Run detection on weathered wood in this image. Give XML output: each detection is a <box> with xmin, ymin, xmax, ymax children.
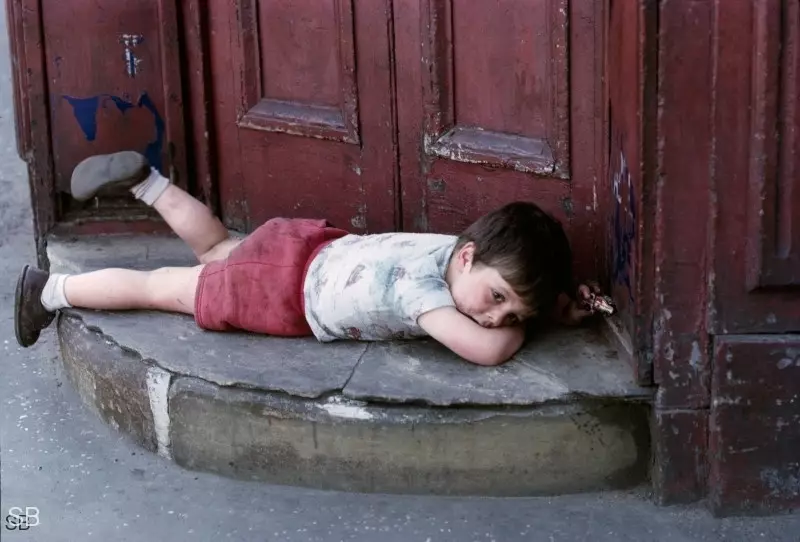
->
<box><xmin>652</xmin><ymin>409</ymin><xmax>708</xmax><ymax>505</ymax></box>
<box><xmin>19</xmin><ymin>0</ymin><xmax>57</xmax><ymax>265</ymax></box>
<box><xmin>606</xmin><ymin>0</ymin><xmax>658</xmax><ymax>384</ymax></box>
<box><xmin>394</xmin><ymin>0</ymin><xmax>604</xmax><ymax>281</ymax></box>
<box><xmin>43</xmin><ymin>1</ymin><xmax>187</xmax><ymax>195</ymax></box>
<box><xmin>652</xmin><ymin>0</ymin><xmax>713</xmax><ymax>410</ymax></box>
<box><xmin>711</xmin><ymin>0</ymin><xmax>800</xmax><ymax>334</ymax></box>
<box><xmin>209</xmin><ymin>0</ymin><xmax>396</xmax><ymax>233</ymax></box>
<box><xmin>710</xmin><ymin>336</ymin><xmax>800</xmax><ymax>515</ymax></box>
<box><xmin>180</xmin><ymin>0</ymin><xmax>217</xmax><ymax>213</ymax></box>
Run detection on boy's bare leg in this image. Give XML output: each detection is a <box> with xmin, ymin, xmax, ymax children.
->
<box><xmin>14</xmin><ymin>264</ymin><xmax>203</xmax><ymax>348</ymax></box>
<box><xmin>71</xmin><ymin>151</ymin><xmax>241</xmax><ymax>263</ymax></box>
<box><xmin>14</xmin><ymin>151</ymin><xmax>244</xmax><ymax>348</ymax></box>
<box><xmin>64</xmin><ymin>265</ymin><xmax>204</xmax><ymax>314</ymax></box>
<box><xmin>152</xmin><ymin>185</ymin><xmax>241</xmax><ymax>263</ymax></box>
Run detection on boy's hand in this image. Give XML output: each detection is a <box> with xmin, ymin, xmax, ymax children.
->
<box><xmin>553</xmin><ymin>282</ymin><xmax>605</xmax><ymax>326</ymax></box>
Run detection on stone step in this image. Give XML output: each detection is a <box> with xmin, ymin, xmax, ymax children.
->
<box><xmin>47</xmin><ymin>233</ymin><xmax>654</xmax><ymax>496</ymax></box>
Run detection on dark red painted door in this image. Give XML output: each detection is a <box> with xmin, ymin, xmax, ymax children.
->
<box><xmin>207</xmin><ymin>0</ymin><xmax>397</xmax><ymax>233</ymax></box>
<box><xmin>711</xmin><ymin>0</ymin><xmax>800</xmax><ymax>335</ymax></box>
<box><xmin>393</xmin><ymin>0</ymin><xmax>604</xmax><ymax>279</ymax></box>
<box><xmin>708</xmin><ymin>0</ymin><xmax>800</xmax><ymax>515</ymax></box>
<box><xmin>209</xmin><ymin>0</ymin><xmax>604</xmax><ymax>279</ymax></box>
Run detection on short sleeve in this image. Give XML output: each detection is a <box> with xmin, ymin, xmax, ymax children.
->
<box><xmin>394</xmin><ymin>273</ymin><xmax>455</xmax><ymax>324</ymax></box>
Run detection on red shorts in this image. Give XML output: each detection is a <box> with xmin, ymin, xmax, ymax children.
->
<box><xmin>194</xmin><ymin>218</ymin><xmax>349</xmax><ymax>336</ymax></box>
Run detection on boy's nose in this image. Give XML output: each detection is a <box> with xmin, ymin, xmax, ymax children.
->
<box><xmin>485</xmin><ymin>309</ymin><xmax>502</xmax><ymax>327</ymax></box>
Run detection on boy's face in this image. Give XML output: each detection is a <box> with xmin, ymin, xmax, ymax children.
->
<box><xmin>447</xmin><ymin>243</ymin><xmax>532</xmax><ymax>328</ymax></box>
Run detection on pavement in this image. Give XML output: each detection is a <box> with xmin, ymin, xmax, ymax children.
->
<box><xmin>1</xmin><ymin>2</ymin><xmax>800</xmax><ymax>541</ymax></box>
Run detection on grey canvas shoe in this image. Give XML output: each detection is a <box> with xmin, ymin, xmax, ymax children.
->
<box><xmin>70</xmin><ymin>151</ymin><xmax>150</xmax><ymax>201</ymax></box>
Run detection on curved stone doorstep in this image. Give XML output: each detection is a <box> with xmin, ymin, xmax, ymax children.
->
<box><xmin>57</xmin><ymin>312</ymin><xmax>651</xmax><ymax>496</ymax></box>
<box><xmin>60</xmin><ymin>307</ymin><xmax>653</xmax><ymax>407</ymax></box>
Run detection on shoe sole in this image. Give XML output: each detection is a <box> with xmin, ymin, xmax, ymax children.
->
<box><xmin>71</xmin><ymin>151</ymin><xmax>149</xmax><ymax>201</ymax></box>
<box><xmin>14</xmin><ymin>264</ymin><xmax>36</xmax><ymax>347</ymax></box>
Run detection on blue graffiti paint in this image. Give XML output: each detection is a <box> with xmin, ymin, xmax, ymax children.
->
<box><xmin>62</xmin><ymin>96</ymin><xmax>101</xmax><ymax>141</ymax></box>
<box><xmin>611</xmin><ymin>150</ymin><xmax>636</xmax><ymax>302</ymax></box>
<box><xmin>137</xmin><ymin>93</ymin><xmax>165</xmax><ymax>172</ymax></box>
<box><xmin>107</xmin><ymin>95</ymin><xmax>135</xmax><ymax>115</ymax></box>
<box><xmin>62</xmin><ymin>92</ymin><xmax>165</xmax><ymax>173</ymax></box>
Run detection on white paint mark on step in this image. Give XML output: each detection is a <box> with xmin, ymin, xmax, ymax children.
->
<box><xmin>321</xmin><ymin>396</ymin><xmax>374</xmax><ymax>420</ymax></box>
<box><xmin>146</xmin><ymin>366</ymin><xmax>172</xmax><ymax>459</ymax></box>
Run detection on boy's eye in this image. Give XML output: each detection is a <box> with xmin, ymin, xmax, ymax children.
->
<box><xmin>492</xmin><ymin>290</ymin><xmax>504</xmax><ymax>303</ymax></box>
<box><xmin>506</xmin><ymin>314</ymin><xmax>519</xmax><ymax>325</ymax></box>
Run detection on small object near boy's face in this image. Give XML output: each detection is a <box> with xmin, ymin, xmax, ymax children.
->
<box><xmin>447</xmin><ymin>244</ymin><xmax>532</xmax><ymax>328</ymax></box>
<box><xmin>582</xmin><ymin>293</ymin><xmax>616</xmax><ymax>316</ymax></box>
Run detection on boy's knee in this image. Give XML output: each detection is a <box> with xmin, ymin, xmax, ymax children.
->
<box><xmin>143</xmin><ymin>266</ymin><xmax>202</xmax><ymax>312</ymax></box>
<box><xmin>143</xmin><ymin>268</ymin><xmax>170</xmax><ymax>306</ymax></box>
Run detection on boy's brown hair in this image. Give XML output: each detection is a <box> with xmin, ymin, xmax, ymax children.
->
<box><xmin>454</xmin><ymin>201</ymin><xmax>574</xmax><ymax>318</ymax></box>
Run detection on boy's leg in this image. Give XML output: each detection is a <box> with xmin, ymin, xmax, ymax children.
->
<box><xmin>14</xmin><ymin>264</ymin><xmax>203</xmax><ymax>347</ymax></box>
<box><xmin>151</xmin><ymin>185</ymin><xmax>241</xmax><ymax>263</ymax></box>
<box><xmin>64</xmin><ymin>265</ymin><xmax>203</xmax><ymax>313</ymax></box>
<box><xmin>72</xmin><ymin>152</ymin><xmax>241</xmax><ymax>263</ymax></box>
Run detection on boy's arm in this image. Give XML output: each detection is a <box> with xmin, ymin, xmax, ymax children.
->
<box><xmin>417</xmin><ymin>306</ymin><xmax>525</xmax><ymax>366</ymax></box>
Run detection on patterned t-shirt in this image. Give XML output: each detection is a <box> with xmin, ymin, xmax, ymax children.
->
<box><xmin>302</xmin><ymin>232</ymin><xmax>458</xmax><ymax>341</ymax></box>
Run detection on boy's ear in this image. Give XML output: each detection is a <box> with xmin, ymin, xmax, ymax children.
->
<box><xmin>458</xmin><ymin>242</ymin><xmax>476</xmax><ymax>271</ymax></box>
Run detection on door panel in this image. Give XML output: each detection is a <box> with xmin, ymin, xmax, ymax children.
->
<box><xmin>239</xmin><ymin>0</ymin><xmax>359</xmax><ymax>144</ymax></box>
<box><xmin>712</xmin><ymin>0</ymin><xmax>800</xmax><ymax>333</ymax></box>
<box><xmin>423</xmin><ymin>0</ymin><xmax>569</xmax><ymax>177</ymax></box>
<box><xmin>45</xmin><ymin>0</ymin><xmax>186</xmax><ymax>198</ymax></box>
<box><xmin>745</xmin><ymin>0</ymin><xmax>800</xmax><ymax>290</ymax></box>
<box><xmin>395</xmin><ymin>0</ymin><xmax>603</xmax><ymax>279</ymax></box>
<box><xmin>710</xmin><ymin>335</ymin><xmax>800</xmax><ymax>514</ymax></box>
<box><xmin>209</xmin><ymin>0</ymin><xmax>396</xmax><ymax>232</ymax></box>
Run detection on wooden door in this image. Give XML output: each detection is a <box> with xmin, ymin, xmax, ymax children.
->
<box><xmin>393</xmin><ymin>0</ymin><xmax>604</xmax><ymax>278</ymax></box>
<box><xmin>207</xmin><ymin>0</ymin><xmax>397</xmax><ymax>233</ymax></box>
<box><xmin>707</xmin><ymin>0</ymin><xmax>800</xmax><ymax>515</ymax></box>
<box><xmin>711</xmin><ymin>0</ymin><xmax>800</xmax><ymax>334</ymax></box>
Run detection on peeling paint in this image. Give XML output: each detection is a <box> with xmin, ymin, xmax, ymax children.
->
<box><xmin>689</xmin><ymin>341</ymin><xmax>702</xmax><ymax>369</ymax></box>
<box><xmin>713</xmin><ymin>396</ymin><xmax>743</xmax><ymax>406</ymax></box>
<box><xmin>730</xmin><ymin>446</ymin><xmax>759</xmax><ymax>454</ymax></box>
<box><xmin>560</xmin><ymin>196</ymin><xmax>574</xmax><ymax>218</ymax></box>
<box><xmin>427</xmin><ymin>177</ymin><xmax>445</xmax><ymax>192</ymax></box>
<box><xmin>766</xmin><ymin>313</ymin><xmax>778</xmax><ymax>325</ymax></box>
<box><xmin>664</xmin><ymin>342</ymin><xmax>675</xmax><ymax>362</ymax></box>
<box><xmin>350</xmin><ymin>203</ymin><xmax>367</xmax><ymax>229</ymax></box>
<box><xmin>119</xmin><ymin>34</ymin><xmax>144</xmax><ymax>77</ymax></box>
<box><xmin>761</xmin><ymin>468</ymin><xmax>800</xmax><ymax>498</ymax></box>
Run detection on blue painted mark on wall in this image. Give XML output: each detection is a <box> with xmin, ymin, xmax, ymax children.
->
<box><xmin>62</xmin><ymin>93</ymin><xmax>164</xmax><ymax>173</ymax></box>
<box><xmin>611</xmin><ymin>149</ymin><xmax>636</xmax><ymax>302</ymax></box>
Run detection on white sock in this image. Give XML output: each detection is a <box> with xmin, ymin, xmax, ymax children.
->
<box><xmin>130</xmin><ymin>168</ymin><xmax>170</xmax><ymax>206</ymax></box>
<box><xmin>40</xmin><ymin>273</ymin><xmax>72</xmax><ymax>312</ymax></box>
